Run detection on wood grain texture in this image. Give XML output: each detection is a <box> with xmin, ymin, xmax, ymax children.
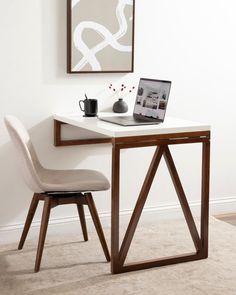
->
<box><xmin>118</xmin><ymin>146</ymin><xmax>164</xmax><ymax>265</ymax></box>
<box><xmin>111</xmin><ymin>141</ymin><xmax>121</xmax><ymax>273</ymax></box>
<box><xmin>18</xmin><ymin>193</ymin><xmax>39</xmax><ymax>250</ymax></box>
<box><xmin>163</xmin><ymin>146</ymin><xmax>202</xmax><ymax>252</ymax></box>
<box><xmin>18</xmin><ymin>192</ymin><xmax>110</xmax><ymax>272</ymax></box>
<box><xmin>35</xmin><ymin>196</ymin><xmax>51</xmax><ymax>272</ymax></box>
<box><xmin>54</xmin><ymin>120</ymin><xmax>112</xmax><ymax>146</ymax></box>
<box><xmin>77</xmin><ymin>204</ymin><xmax>88</xmax><ymax>241</ymax></box>
<box><xmin>86</xmin><ymin>193</ymin><xmax>110</xmax><ymax>262</ymax></box>
<box><xmin>110</xmin><ymin>133</ymin><xmax>210</xmax><ymax>274</ymax></box>
<box><xmin>201</xmin><ymin>140</ymin><xmax>210</xmax><ymax>257</ymax></box>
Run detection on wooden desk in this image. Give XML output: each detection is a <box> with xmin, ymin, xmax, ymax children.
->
<box><xmin>53</xmin><ymin>113</ymin><xmax>210</xmax><ymax>274</ymax></box>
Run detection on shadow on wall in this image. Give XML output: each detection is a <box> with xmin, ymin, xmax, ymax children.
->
<box><xmin>0</xmin><ymin>117</ymin><xmax>111</xmax><ymax>228</ymax></box>
<box><xmin>0</xmin><ymin>141</ymin><xmax>31</xmax><ymax>228</ymax></box>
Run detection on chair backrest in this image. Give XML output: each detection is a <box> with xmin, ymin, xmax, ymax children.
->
<box><xmin>4</xmin><ymin>115</ymin><xmax>44</xmax><ymax>193</ymax></box>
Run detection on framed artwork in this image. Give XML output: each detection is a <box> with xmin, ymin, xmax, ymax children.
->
<box><xmin>67</xmin><ymin>0</ymin><xmax>135</xmax><ymax>73</ymax></box>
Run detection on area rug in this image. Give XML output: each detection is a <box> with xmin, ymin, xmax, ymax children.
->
<box><xmin>0</xmin><ymin>217</ymin><xmax>236</xmax><ymax>295</ymax></box>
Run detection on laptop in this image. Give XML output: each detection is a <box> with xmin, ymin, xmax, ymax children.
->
<box><xmin>99</xmin><ymin>78</ymin><xmax>172</xmax><ymax>126</ymax></box>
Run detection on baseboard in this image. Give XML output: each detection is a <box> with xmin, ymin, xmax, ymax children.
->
<box><xmin>1</xmin><ymin>196</ymin><xmax>236</xmax><ymax>244</ymax></box>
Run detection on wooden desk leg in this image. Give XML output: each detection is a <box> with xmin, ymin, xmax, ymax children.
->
<box><xmin>111</xmin><ymin>142</ymin><xmax>121</xmax><ymax>274</ymax></box>
<box><xmin>163</xmin><ymin>147</ymin><xmax>202</xmax><ymax>252</ymax></box>
<box><xmin>118</xmin><ymin>146</ymin><xmax>164</xmax><ymax>266</ymax></box>
<box><xmin>110</xmin><ymin>135</ymin><xmax>210</xmax><ymax>274</ymax></box>
<box><xmin>201</xmin><ymin>140</ymin><xmax>210</xmax><ymax>258</ymax></box>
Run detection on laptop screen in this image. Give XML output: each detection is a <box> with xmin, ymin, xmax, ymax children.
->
<box><xmin>133</xmin><ymin>78</ymin><xmax>171</xmax><ymax>121</ymax></box>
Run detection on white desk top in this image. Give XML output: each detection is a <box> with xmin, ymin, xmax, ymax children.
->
<box><xmin>53</xmin><ymin>113</ymin><xmax>210</xmax><ymax>138</ymax></box>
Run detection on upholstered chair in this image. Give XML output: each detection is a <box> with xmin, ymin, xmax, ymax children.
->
<box><xmin>4</xmin><ymin>115</ymin><xmax>110</xmax><ymax>272</ymax></box>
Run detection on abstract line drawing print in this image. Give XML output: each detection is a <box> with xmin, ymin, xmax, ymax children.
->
<box><xmin>70</xmin><ymin>0</ymin><xmax>134</xmax><ymax>72</ymax></box>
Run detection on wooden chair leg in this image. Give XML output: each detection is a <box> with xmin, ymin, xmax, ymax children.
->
<box><xmin>18</xmin><ymin>193</ymin><xmax>39</xmax><ymax>250</ymax></box>
<box><xmin>34</xmin><ymin>196</ymin><xmax>51</xmax><ymax>272</ymax></box>
<box><xmin>77</xmin><ymin>204</ymin><xmax>88</xmax><ymax>241</ymax></box>
<box><xmin>86</xmin><ymin>193</ymin><xmax>110</xmax><ymax>262</ymax></box>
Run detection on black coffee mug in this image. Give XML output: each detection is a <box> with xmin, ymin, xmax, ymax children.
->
<box><xmin>79</xmin><ymin>98</ymin><xmax>98</xmax><ymax>117</ymax></box>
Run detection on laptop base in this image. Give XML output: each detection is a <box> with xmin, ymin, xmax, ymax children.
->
<box><xmin>99</xmin><ymin>116</ymin><xmax>162</xmax><ymax>126</ymax></box>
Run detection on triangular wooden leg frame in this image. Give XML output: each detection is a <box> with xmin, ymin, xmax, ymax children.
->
<box><xmin>111</xmin><ymin>134</ymin><xmax>210</xmax><ymax>274</ymax></box>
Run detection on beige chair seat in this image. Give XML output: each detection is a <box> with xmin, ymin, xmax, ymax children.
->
<box><xmin>39</xmin><ymin>168</ymin><xmax>110</xmax><ymax>192</ymax></box>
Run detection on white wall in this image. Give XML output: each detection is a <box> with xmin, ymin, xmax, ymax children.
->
<box><xmin>1</xmin><ymin>0</ymin><xmax>236</xmax><ymax>242</ymax></box>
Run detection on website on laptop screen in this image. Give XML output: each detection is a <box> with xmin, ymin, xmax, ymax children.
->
<box><xmin>134</xmin><ymin>78</ymin><xmax>171</xmax><ymax>120</ymax></box>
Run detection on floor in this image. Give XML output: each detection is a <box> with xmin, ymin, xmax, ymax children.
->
<box><xmin>215</xmin><ymin>212</ymin><xmax>236</xmax><ymax>226</ymax></box>
<box><xmin>1</xmin><ymin>217</ymin><xmax>236</xmax><ymax>295</ymax></box>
